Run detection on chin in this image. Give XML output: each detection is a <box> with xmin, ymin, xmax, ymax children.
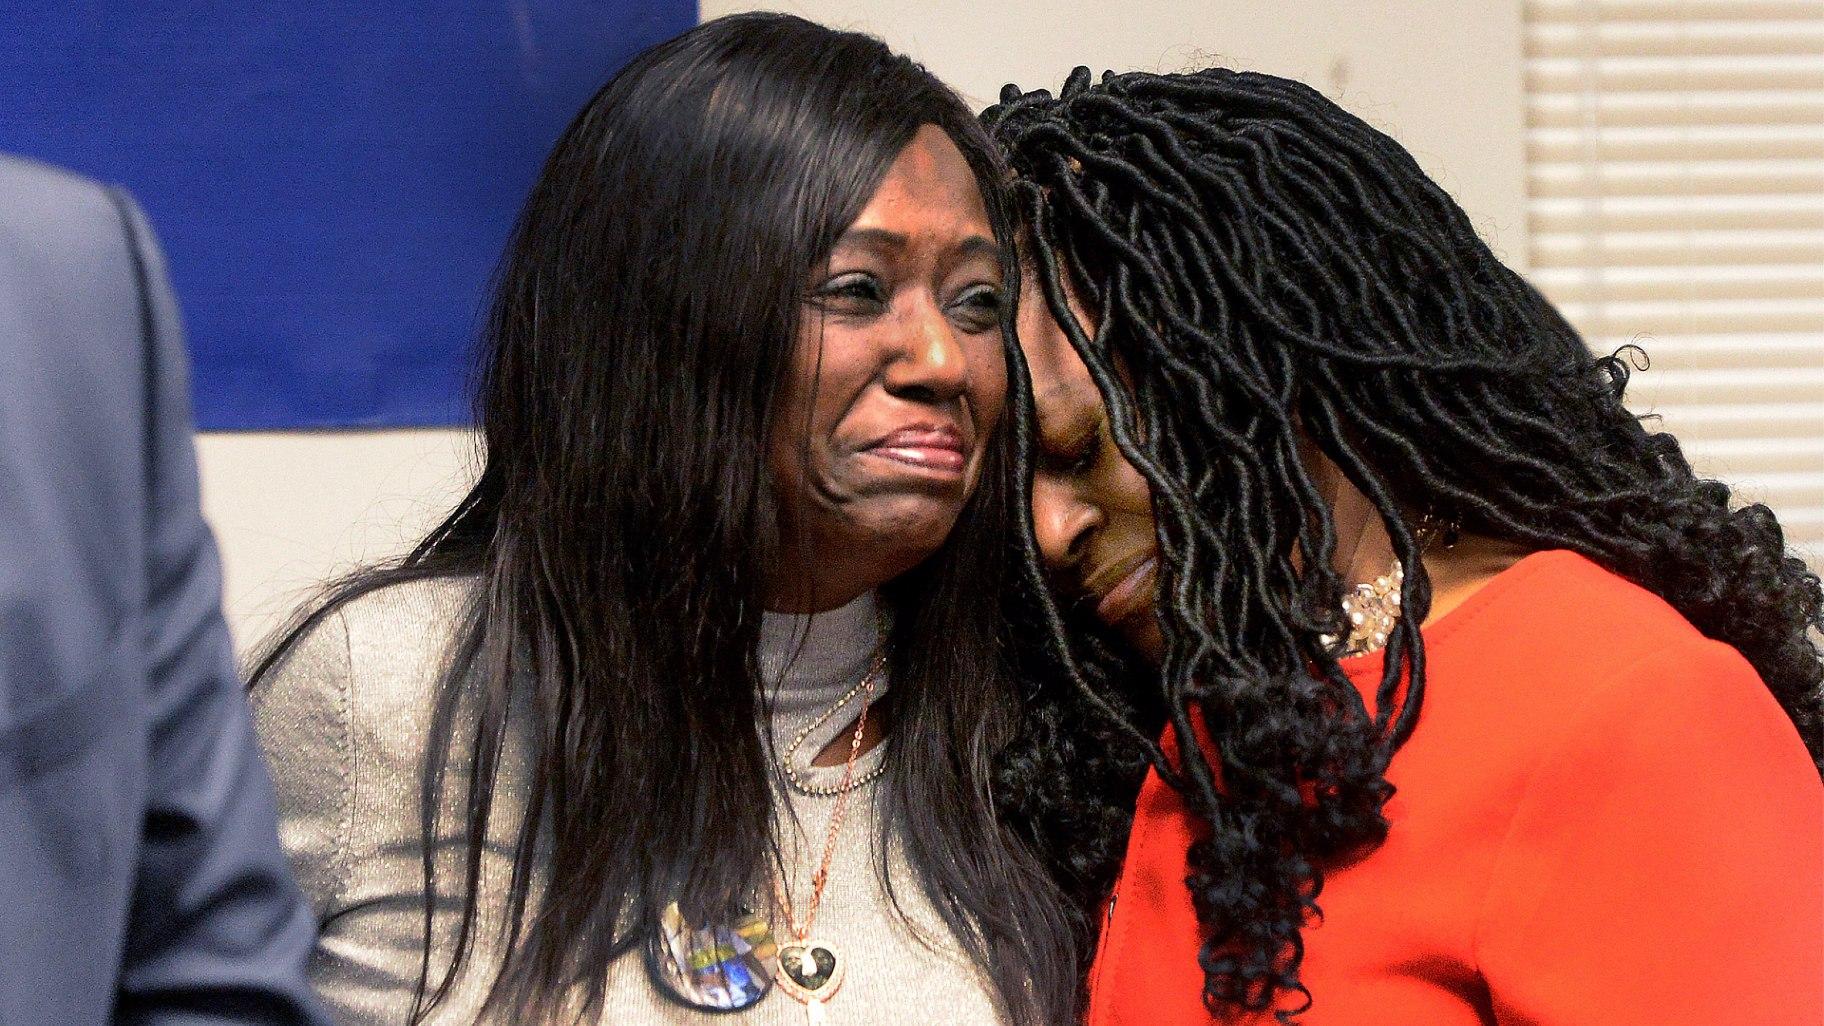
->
<box><xmin>1122</xmin><ymin>617</ymin><xmax>1165</xmax><ymax>665</ymax></box>
<box><xmin>849</xmin><ymin>499</ymin><xmax>963</xmax><ymax>568</ymax></box>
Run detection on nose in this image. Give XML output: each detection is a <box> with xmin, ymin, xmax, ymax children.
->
<box><xmin>1031</xmin><ymin>472</ymin><xmax>1104</xmax><ymax>573</ymax></box>
<box><xmin>883</xmin><ymin>299</ymin><xmax>970</xmax><ymax>405</ymax></box>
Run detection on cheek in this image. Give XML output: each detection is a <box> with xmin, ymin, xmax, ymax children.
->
<box><xmin>785</xmin><ymin>323</ymin><xmax>877</xmax><ymax>433</ymax></box>
<box><xmin>1104</xmin><ymin>453</ymin><xmax>1156</xmax><ymax>523</ymax></box>
<box><xmin>966</xmin><ymin>336</ymin><xmax>1010</xmax><ymax>430</ymax></box>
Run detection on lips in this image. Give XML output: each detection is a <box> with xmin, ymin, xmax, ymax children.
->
<box><xmin>862</xmin><ymin>424</ymin><xmax>968</xmax><ymax>474</ymax></box>
<box><xmin>1089</xmin><ymin>552</ymin><xmax>1157</xmax><ymax>626</ymax></box>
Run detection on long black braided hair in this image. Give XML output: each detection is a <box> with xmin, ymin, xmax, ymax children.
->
<box><xmin>983</xmin><ymin>66</ymin><xmax>1824</xmax><ymax>1020</ymax></box>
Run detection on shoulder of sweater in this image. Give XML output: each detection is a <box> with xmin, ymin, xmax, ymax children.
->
<box><xmin>324</xmin><ymin>575</ymin><xmax>484</xmax><ymax>762</ymax></box>
<box><xmin>1379</xmin><ymin>550</ymin><xmax>1792</xmax><ymax>792</ymax></box>
<box><xmin>333</xmin><ymin>573</ymin><xmax>480</xmax><ymax>689</ymax></box>
<box><xmin>1466</xmin><ymin>625</ymin><xmax>1820</xmax><ymax>1013</ymax></box>
<box><xmin>254</xmin><ymin>574</ymin><xmax>481</xmax><ymax>778</ymax></box>
<box><xmin>1430</xmin><ymin>550</ymin><xmax>1810</xmax><ymax>800</ymax></box>
<box><xmin>1427</xmin><ymin>549</ymin><xmax>1721</xmax><ymax>708</ymax></box>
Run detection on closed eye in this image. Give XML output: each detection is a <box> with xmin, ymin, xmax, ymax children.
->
<box><xmin>956</xmin><ymin>283</ymin><xmax>1003</xmax><ymax>312</ymax></box>
<box><xmin>1042</xmin><ymin>422</ymin><xmax>1104</xmax><ymax>476</ymax></box>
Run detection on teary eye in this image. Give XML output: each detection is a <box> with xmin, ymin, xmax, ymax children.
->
<box><xmin>950</xmin><ymin>283</ymin><xmax>1004</xmax><ymax>331</ymax></box>
<box><xmin>811</xmin><ymin>272</ymin><xmax>887</xmax><ymax>310</ymax></box>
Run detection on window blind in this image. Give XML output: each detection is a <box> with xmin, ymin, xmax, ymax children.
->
<box><xmin>1525</xmin><ymin>0</ymin><xmax>1824</xmax><ymax>562</ymax></box>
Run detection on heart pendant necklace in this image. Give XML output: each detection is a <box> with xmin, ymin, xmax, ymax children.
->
<box><xmin>771</xmin><ymin>654</ymin><xmax>880</xmax><ymax>1024</ymax></box>
<box><xmin>775</xmin><ymin>939</ymin><xmax>843</xmax><ymax>1023</ymax></box>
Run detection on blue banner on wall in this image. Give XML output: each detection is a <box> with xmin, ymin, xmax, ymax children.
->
<box><xmin>1</xmin><ymin>2</ymin><xmax>697</xmax><ymax>429</ymax></box>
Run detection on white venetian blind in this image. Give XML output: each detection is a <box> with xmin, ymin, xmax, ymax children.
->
<box><xmin>1525</xmin><ymin>0</ymin><xmax>1824</xmax><ymax>563</ymax></box>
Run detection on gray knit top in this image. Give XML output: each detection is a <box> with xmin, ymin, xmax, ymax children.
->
<box><xmin>251</xmin><ymin>576</ymin><xmax>1004</xmax><ymax>1025</ymax></box>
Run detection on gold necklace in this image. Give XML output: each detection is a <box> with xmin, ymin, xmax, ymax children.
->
<box><xmin>771</xmin><ymin>670</ymin><xmax>876</xmax><ymax>1024</ymax></box>
<box><xmin>1327</xmin><ymin>561</ymin><xmax>1406</xmax><ymax>657</ymax></box>
<box><xmin>1324</xmin><ymin>519</ymin><xmax>1455</xmax><ymax>658</ymax></box>
<box><xmin>780</xmin><ymin>650</ymin><xmax>889</xmax><ymax>796</ymax></box>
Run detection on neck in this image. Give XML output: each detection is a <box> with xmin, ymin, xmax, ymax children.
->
<box><xmin>1316</xmin><ymin>458</ymin><xmax>1527</xmax><ymax>626</ymax></box>
<box><xmin>1324</xmin><ymin>469</ymin><xmax>1391</xmax><ymax>589</ymax></box>
<box><xmin>758</xmin><ymin>547</ymin><xmax>893</xmax><ymax>609</ymax></box>
<box><xmin>764</xmin><ymin>578</ymin><xmax>871</xmax><ymax>616</ymax></box>
<box><xmin>763</xmin><ymin>534</ymin><xmax>912</xmax><ymax>615</ymax></box>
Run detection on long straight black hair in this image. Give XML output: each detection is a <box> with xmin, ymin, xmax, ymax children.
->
<box><xmin>985</xmin><ymin>67</ymin><xmax>1824</xmax><ymax>1020</ymax></box>
<box><xmin>250</xmin><ymin>15</ymin><xmax>1080</xmax><ymax>1023</ymax></box>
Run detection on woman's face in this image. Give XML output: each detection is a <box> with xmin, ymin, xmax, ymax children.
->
<box><xmin>768</xmin><ymin>125</ymin><xmax>1008</xmax><ymax>611</ymax></box>
<box><xmin>1017</xmin><ymin>280</ymin><xmax>1165</xmax><ymax>660</ymax></box>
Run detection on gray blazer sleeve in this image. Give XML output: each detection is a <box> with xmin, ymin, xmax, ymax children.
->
<box><xmin>106</xmin><ymin>191</ymin><xmax>331</xmax><ymax>1026</ymax></box>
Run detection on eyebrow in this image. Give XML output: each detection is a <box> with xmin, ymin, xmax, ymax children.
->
<box><xmin>957</xmin><ymin>235</ymin><xmax>1005</xmax><ymax>260</ymax></box>
<box><xmin>833</xmin><ymin>227</ymin><xmax>1005</xmax><ymax>262</ymax></box>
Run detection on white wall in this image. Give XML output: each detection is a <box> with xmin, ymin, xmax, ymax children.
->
<box><xmin>704</xmin><ymin>0</ymin><xmax>1528</xmax><ymax>263</ymax></box>
<box><xmin>199</xmin><ymin>429</ymin><xmax>477</xmax><ymax>649</ymax></box>
<box><xmin>200</xmin><ymin>1</ymin><xmax>1528</xmax><ymax>651</ymax></box>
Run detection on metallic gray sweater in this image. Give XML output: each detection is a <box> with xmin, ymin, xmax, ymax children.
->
<box><xmin>251</xmin><ymin>576</ymin><xmax>1004</xmax><ymax>1025</ymax></box>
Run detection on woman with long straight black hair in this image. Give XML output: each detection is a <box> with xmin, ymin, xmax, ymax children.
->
<box><xmin>250</xmin><ymin>15</ymin><xmax>1081</xmax><ymax>1025</ymax></box>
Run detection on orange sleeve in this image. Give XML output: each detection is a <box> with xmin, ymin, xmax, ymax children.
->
<box><xmin>1474</xmin><ymin>638</ymin><xmax>1824</xmax><ymax>1025</ymax></box>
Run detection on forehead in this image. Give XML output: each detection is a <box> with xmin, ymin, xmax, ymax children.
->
<box><xmin>1017</xmin><ymin>285</ymin><xmax>1104</xmax><ymax>432</ymax></box>
<box><xmin>843</xmin><ymin>124</ymin><xmax>990</xmax><ymax>239</ymax></box>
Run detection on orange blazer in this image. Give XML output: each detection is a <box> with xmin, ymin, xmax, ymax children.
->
<box><xmin>1086</xmin><ymin>550</ymin><xmax>1824</xmax><ymax>1025</ymax></box>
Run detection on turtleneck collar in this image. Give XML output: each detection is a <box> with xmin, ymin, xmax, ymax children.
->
<box><xmin>759</xmin><ymin>590</ymin><xmax>879</xmax><ymax>694</ymax></box>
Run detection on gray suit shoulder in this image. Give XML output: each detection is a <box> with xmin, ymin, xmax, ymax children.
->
<box><xmin>0</xmin><ymin>153</ymin><xmax>149</xmax><ymax>443</ymax></box>
<box><xmin>0</xmin><ymin>152</ymin><xmax>112</xmax><ymax>206</ymax></box>
<box><xmin>0</xmin><ymin>154</ymin><xmax>130</xmax><ymax>261</ymax></box>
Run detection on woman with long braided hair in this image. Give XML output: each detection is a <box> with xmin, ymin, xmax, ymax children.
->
<box><xmin>984</xmin><ymin>67</ymin><xmax>1823</xmax><ymax>1024</ymax></box>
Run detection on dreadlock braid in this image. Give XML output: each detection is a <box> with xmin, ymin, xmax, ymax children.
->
<box><xmin>984</xmin><ymin>66</ymin><xmax>1824</xmax><ymax>1021</ymax></box>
